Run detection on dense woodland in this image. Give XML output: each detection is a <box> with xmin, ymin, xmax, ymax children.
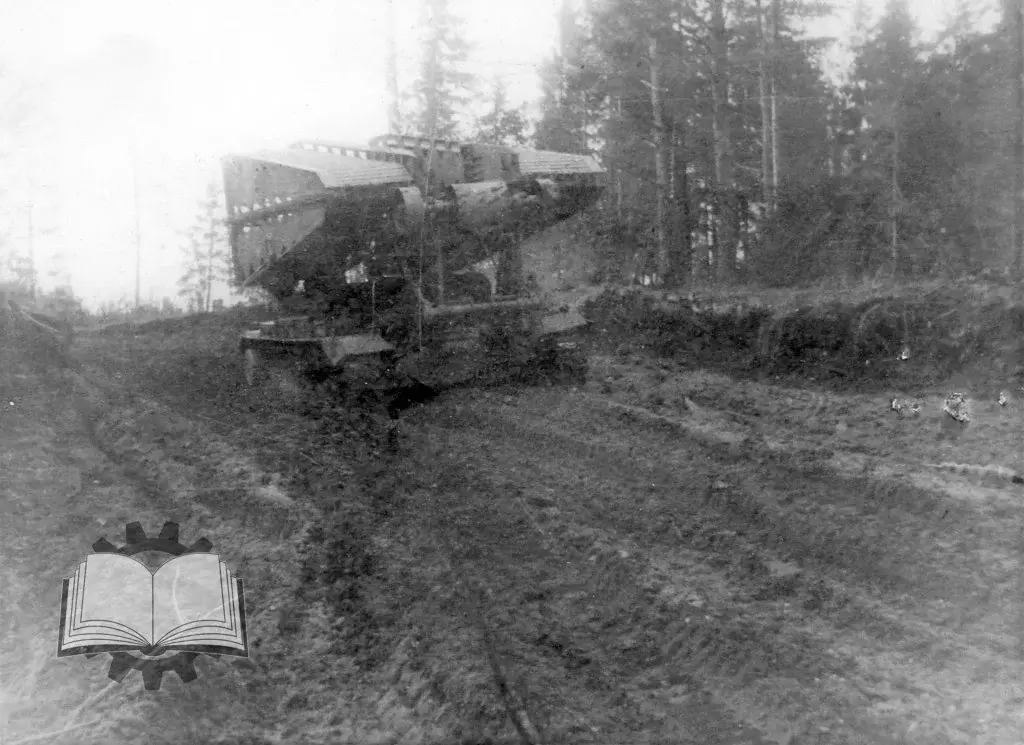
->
<box><xmin>4</xmin><ymin>0</ymin><xmax>1024</xmax><ymax>320</ymax></box>
<box><xmin>405</xmin><ymin>0</ymin><xmax>1024</xmax><ymax>289</ymax></box>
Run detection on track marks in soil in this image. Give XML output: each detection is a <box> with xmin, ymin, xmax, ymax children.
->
<box><xmin>403</xmin><ymin>393</ymin><xmax>851</xmax><ymax>743</ymax></box>
<box><xmin>404</xmin><ymin>385</ymin><xmax>1024</xmax><ymax>745</ymax></box>
<box><xmin>73</xmin><ymin>329</ymin><xmax>1024</xmax><ymax>743</ymax></box>
<box><xmin>449</xmin><ymin>389</ymin><xmax>992</xmax><ymax>608</ymax></box>
<box><xmin>593</xmin><ymin>354</ymin><xmax>1024</xmax><ymax>489</ymax></box>
<box><xmin>0</xmin><ymin>356</ymin><xmax>367</xmax><ymax>745</ymax></box>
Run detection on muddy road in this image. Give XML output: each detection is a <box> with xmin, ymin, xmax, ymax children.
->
<box><xmin>3</xmin><ymin>313</ymin><xmax>1024</xmax><ymax>744</ymax></box>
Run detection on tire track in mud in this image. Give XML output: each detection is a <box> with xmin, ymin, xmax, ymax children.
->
<box><xmin>58</xmin><ymin>373</ymin><xmax>486</xmax><ymax>745</ymax></box>
<box><xmin>72</xmin><ymin>344</ymin><xmax>553</xmax><ymax>743</ymax></box>
<box><xmin>399</xmin><ymin>393</ymin><xmax>857</xmax><ymax>744</ymax></box>
<box><xmin>0</xmin><ymin>360</ymin><xmax>266</xmax><ymax>744</ymax></box>
<box><xmin>448</xmin><ymin>390</ymin><xmax>999</xmax><ymax>608</ymax></box>
<box><xmin>78</xmin><ymin>339</ymin><xmax>786</xmax><ymax>742</ymax></box>
<box><xmin>73</xmin><ymin>330</ymin><xmax>1024</xmax><ymax>743</ymax></box>
<box><xmin>576</xmin><ymin>374</ymin><xmax>1024</xmax><ymax>647</ymax></box>
<box><xmin>401</xmin><ymin>386</ymin><xmax>1024</xmax><ymax>745</ymax></box>
<box><xmin>1</xmin><ymin>353</ymin><xmax>383</xmax><ymax>745</ymax></box>
<box><xmin>125</xmin><ymin>366</ymin><xmax>1024</xmax><ymax>742</ymax></box>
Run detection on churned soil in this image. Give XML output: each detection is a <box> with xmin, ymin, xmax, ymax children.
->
<box><xmin>3</xmin><ymin>280</ymin><xmax>1024</xmax><ymax>744</ymax></box>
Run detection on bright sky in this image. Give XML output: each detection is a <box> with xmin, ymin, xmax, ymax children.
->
<box><xmin>0</xmin><ymin>0</ymin><xmax>996</xmax><ymax>310</ymax></box>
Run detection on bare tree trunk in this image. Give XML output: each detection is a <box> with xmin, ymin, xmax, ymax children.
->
<box><xmin>757</xmin><ymin>0</ymin><xmax>773</xmax><ymax>212</ymax></box>
<box><xmin>1015</xmin><ymin>0</ymin><xmax>1024</xmax><ymax>277</ymax></box>
<box><xmin>757</xmin><ymin>0</ymin><xmax>770</xmax><ymax>210</ymax></box>
<box><xmin>206</xmin><ymin>208</ymin><xmax>215</xmax><ymax>312</ymax></box>
<box><xmin>615</xmin><ymin>171</ymin><xmax>623</xmax><ymax>222</ymax></box>
<box><xmin>615</xmin><ymin>96</ymin><xmax>624</xmax><ymax>223</ymax></box>
<box><xmin>669</xmin><ymin>119</ymin><xmax>676</xmax><ymax>202</ymax></box>
<box><xmin>891</xmin><ymin>122</ymin><xmax>899</xmax><ymax>269</ymax></box>
<box><xmin>769</xmin><ymin>0</ymin><xmax>781</xmax><ymax>204</ymax></box>
<box><xmin>829</xmin><ymin>97</ymin><xmax>842</xmax><ymax>179</ymax></box>
<box><xmin>691</xmin><ymin>198</ymin><xmax>711</xmax><ymax>286</ymax></box>
<box><xmin>26</xmin><ymin>182</ymin><xmax>35</xmax><ymax>302</ymax></box>
<box><xmin>580</xmin><ymin>90</ymin><xmax>588</xmax><ymax>154</ymax></box>
<box><xmin>709</xmin><ymin>0</ymin><xmax>736</xmax><ymax>285</ymax></box>
<box><xmin>674</xmin><ymin>123</ymin><xmax>693</xmax><ymax>286</ymax></box>
<box><xmin>386</xmin><ymin>0</ymin><xmax>401</xmax><ymax>134</ymax></box>
<box><xmin>649</xmin><ymin>35</ymin><xmax>672</xmax><ymax>288</ymax></box>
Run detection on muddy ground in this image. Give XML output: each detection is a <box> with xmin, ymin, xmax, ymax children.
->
<box><xmin>3</xmin><ymin>282</ymin><xmax>1024</xmax><ymax>745</ymax></box>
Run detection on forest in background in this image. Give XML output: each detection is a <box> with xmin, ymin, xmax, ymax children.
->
<box><xmin>379</xmin><ymin>0</ymin><xmax>1024</xmax><ymax>290</ymax></box>
<box><xmin>512</xmin><ymin>0</ymin><xmax>1024</xmax><ymax>289</ymax></box>
<box><xmin>4</xmin><ymin>0</ymin><xmax>1024</xmax><ymax>323</ymax></box>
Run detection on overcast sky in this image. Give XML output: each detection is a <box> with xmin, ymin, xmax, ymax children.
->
<box><xmin>0</xmin><ymin>0</ymin><xmax>990</xmax><ymax>310</ymax></box>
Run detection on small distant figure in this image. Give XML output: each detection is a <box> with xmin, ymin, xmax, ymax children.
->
<box><xmin>898</xmin><ymin>344</ymin><xmax>910</xmax><ymax>361</ymax></box>
<box><xmin>999</xmin><ymin>390</ymin><xmax>1009</xmax><ymax>407</ymax></box>
<box><xmin>890</xmin><ymin>396</ymin><xmax>922</xmax><ymax>418</ymax></box>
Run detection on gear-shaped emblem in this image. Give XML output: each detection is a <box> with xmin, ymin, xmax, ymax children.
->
<box><xmin>85</xmin><ymin>521</ymin><xmax>213</xmax><ymax>691</ymax></box>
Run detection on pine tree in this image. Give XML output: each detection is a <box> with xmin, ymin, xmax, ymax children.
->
<box><xmin>851</xmin><ymin>0</ymin><xmax>922</xmax><ymax>272</ymax></box>
<box><xmin>413</xmin><ymin>0</ymin><xmax>475</xmax><ymax>139</ymax></box>
<box><xmin>177</xmin><ymin>180</ymin><xmax>230</xmax><ymax>313</ymax></box>
<box><xmin>472</xmin><ymin>76</ymin><xmax>528</xmax><ymax>146</ymax></box>
<box><xmin>536</xmin><ymin>0</ymin><xmax>611</xmax><ymax>156</ymax></box>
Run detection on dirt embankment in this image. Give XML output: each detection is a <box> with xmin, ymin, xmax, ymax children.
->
<box><xmin>8</xmin><ymin>279</ymin><xmax>1024</xmax><ymax>745</ymax></box>
<box><xmin>583</xmin><ymin>281</ymin><xmax>1024</xmax><ymax>393</ymax></box>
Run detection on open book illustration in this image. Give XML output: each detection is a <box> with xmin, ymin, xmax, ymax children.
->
<box><xmin>57</xmin><ymin>552</ymin><xmax>248</xmax><ymax>657</ymax></box>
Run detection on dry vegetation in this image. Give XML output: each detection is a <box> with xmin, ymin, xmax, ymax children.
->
<box><xmin>3</xmin><ymin>279</ymin><xmax>1024</xmax><ymax>744</ymax></box>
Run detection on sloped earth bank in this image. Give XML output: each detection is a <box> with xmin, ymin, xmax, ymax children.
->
<box><xmin>11</xmin><ymin>279</ymin><xmax>1024</xmax><ymax>745</ymax></box>
<box><xmin>583</xmin><ymin>281</ymin><xmax>1024</xmax><ymax>392</ymax></box>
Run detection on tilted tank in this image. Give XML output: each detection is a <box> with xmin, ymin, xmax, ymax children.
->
<box><xmin>222</xmin><ymin>134</ymin><xmax>605</xmax><ymax>399</ymax></box>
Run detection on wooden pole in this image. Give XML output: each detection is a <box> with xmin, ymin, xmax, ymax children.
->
<box><xmin>27</xmin><ymin>179</ymin><xmax>35</xmax><ymax>301</ymax></box>
<box><xmin>132</xmin><ymin>146</ymin><xmax>142</xmax><ymax>308</ymax></box>
<box><xmin>207</xmin><ymin>195</ymin><xmax>215</xmax><ymax>312</ymax></box>
<box><xmin>1015</xmin><ymin>0</ymin><xmax>1024</xmax><ymax>277</ymax></box>
<box><xmin>649</xmin><ymin>35</ymin><xmax>671</xmax><ymax>288</ymax></box>
<box><xmin>386</xmin><ymin>0</ymin><xmax>401</xmax><ymax>135</ymax></box>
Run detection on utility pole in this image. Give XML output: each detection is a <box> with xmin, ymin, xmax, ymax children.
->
<box><xmin>132</xmin><ymin>145</ymin><xmax>142</xmax><ymax>308</ymax></box>
<box><xmin>27</xmin><ymin>180</ymin><xmax>35</xmax><ymax>301</ymax></box>
<box><xmin>207</xmin><ymin>197</ymin><xmax>216</xmax><ymax>312</ymax></box>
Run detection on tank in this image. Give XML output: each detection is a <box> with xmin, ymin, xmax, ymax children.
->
<box><xmin>221</xmin><ymin>136</ymin><xmax>605</xmax><ymax>299</ymax></box>
<box><xmin>223</xmin><ymin>134</ymin><xmax>606</xmax><ymax>403</ymax></box>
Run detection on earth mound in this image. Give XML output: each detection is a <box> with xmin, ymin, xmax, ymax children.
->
<box><xmin>583</xmin><ymin>282</ymin><xmax>1024</xmax><ymax>389</ymax></box>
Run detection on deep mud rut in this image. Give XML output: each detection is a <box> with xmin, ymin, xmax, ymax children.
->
<box><xmin>4</xmin><ymin>320</ymin><xmax>1024</xmax><ymax>744</ymax></box>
